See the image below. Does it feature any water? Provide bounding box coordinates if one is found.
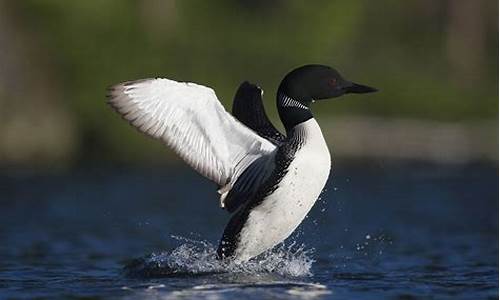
[1,162,498,299]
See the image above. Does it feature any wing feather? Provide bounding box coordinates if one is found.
[107,78,276,191]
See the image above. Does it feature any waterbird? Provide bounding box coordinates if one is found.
[107,64,377,262]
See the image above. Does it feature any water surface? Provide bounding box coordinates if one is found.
[1,162,498,299]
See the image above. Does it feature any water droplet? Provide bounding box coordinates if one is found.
[126,236,314,277]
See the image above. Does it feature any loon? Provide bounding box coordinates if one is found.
[107,64,376,262]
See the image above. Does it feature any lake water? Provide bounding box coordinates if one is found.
[1,162,498,299]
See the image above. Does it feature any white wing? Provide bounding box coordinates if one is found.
[107,78,277,195]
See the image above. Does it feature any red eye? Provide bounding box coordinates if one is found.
[328,78,337,86]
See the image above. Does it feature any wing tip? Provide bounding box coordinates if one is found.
[106,78,155,93]
[238,81,262,93]
[105,85,124,112]
[123,78,154,87]
[105,78,156,106]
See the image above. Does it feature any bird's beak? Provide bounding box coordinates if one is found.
[344,82,378,94]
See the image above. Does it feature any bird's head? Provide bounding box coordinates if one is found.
[278,64,377,105]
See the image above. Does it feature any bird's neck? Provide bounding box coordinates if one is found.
[287,118,326,147]
[277,92,313,134]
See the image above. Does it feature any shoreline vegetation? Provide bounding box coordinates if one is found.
[1,116,496,168]
[0,1,497,169]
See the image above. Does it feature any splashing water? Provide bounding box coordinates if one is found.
[124,236,314,278]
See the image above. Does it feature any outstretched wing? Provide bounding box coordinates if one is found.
[107,78,277,197]
[231,82,286,145]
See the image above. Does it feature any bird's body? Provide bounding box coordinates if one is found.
[107,64,376,262]
[220,118,330,262]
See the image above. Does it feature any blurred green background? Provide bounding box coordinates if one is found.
[0,0,497,168]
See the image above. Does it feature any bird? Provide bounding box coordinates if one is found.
[106,64,377,263]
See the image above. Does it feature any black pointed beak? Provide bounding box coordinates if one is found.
[344,82,378,94]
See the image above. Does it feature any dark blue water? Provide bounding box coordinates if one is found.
[1,162,498,299]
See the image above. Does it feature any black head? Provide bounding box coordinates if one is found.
[277,64,377,131]
[278,64,377,103]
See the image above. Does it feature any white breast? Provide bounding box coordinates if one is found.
[234,118,331,261]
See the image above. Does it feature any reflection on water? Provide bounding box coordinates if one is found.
[0,162,498,299]
[124,282,331,300]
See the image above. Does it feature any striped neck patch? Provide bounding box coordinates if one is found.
[278,93,309,110]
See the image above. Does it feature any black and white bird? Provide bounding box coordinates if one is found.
[107,64,376,262]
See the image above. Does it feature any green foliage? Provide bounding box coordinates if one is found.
[5,0,498,161]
